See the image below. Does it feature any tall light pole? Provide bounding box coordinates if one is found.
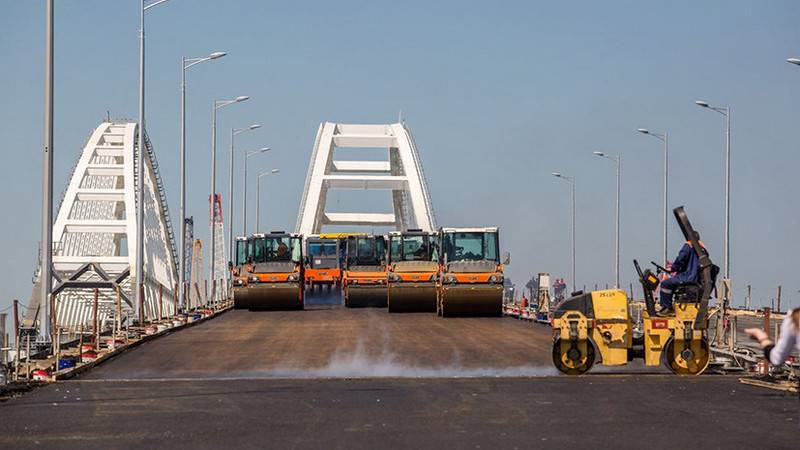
[242,148,271,235]
[179,51,226,311]
[228,124,261,263]
[593,152,621,288]
[637,128,669,266]
[552,172,576,293]
[210,96,249,300]
[41,0,54,341]
[695,100,731,280]
[257,169,281,232]
[136,0,169,324]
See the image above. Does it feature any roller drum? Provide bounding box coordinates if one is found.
[440,284,503,317]
[387,283,437,313]
[245,283,304,311]
[344,286,388,308]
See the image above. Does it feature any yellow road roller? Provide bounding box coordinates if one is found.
[551,206,716,375]
[386,230,440,313]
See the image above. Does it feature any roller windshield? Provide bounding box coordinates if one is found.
[235,239,249,266]
[308,242,338,258]
[347,237,386,266]
[251,236,302,264]
[443,231,499,263]
[389,235,439,263]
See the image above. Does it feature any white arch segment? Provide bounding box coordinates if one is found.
[295,122,436,234]
[27,121,178,330]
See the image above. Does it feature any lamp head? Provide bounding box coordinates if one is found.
[787,58,800,66]
[249,124,262,130]
[695,100,709,108]
[209,52,227,59]
[551,172,561,178]
[235,96,250,103]
[637,128,649,134]
[593,151,605,157]
[271,168,280,174]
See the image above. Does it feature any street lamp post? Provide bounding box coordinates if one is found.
[552,172,576,293]
[178,51,226,311]
[257,169,281,232]
[136,0,169,324]
[637,128,669,266]
[242,148,271,235]
[593,152,621,288]
[695,100,731,280]
[210,96,249,303]
[41,0,54,342]
[228,124,261,264]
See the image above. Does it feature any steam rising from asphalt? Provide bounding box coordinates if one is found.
[269,344,556,378]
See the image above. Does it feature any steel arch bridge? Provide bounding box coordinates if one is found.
[24,121,178,333]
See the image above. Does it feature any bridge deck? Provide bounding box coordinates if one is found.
[0,306,797,449]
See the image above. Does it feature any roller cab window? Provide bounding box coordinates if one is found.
[347,236,386,267]
[443,231,499,263]
[389,234,439,263]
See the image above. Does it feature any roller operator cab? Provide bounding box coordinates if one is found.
[386,230,440,313]
[342,235,388,308]
[231,236,251,299]
[235,232,304,311]
[551,206,716,375]
[438,227,508,317]
[304,236,342,294]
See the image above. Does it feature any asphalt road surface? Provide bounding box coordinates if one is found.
[1,304,797,449]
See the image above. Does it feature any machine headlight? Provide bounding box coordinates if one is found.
[389,273,400,282]
[233,279,244,286]
[287,273,299,282]
[444,274,457,284]
[249,276,260,283]
[489,274,504,284]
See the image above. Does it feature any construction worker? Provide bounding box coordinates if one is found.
[745,308,800,367]
[658,231,707,316]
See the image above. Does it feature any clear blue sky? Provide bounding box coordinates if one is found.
[2,0,800,315]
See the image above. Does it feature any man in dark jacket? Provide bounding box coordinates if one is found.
[658,231,707,316]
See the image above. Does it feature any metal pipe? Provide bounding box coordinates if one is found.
[41,0,54,341]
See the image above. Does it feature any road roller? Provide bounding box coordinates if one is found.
[438,227,508,317]
[386,229,440,313]
[304,235,342,295]
[231,235,252,308]
[342,234,388,308]
[551,206,716,375]
[236,231,305,310]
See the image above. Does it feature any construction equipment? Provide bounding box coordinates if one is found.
[304,236,342,294]
[342,235,388,308]
[230,236,251,303]
[551,206,715,375]
[235,232,304,310]
[438,227,507,317]
[386,230,440,312]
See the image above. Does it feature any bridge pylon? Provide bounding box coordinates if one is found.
[295,122,436,234]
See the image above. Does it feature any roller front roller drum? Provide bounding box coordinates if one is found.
[664,337,710,375]
[243,283,304,311]
[387,283,437,313]
[439,284,503,317]
[552,338,596,375]
[344,286,388,308]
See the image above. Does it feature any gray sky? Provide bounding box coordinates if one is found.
[2,0,800,315]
